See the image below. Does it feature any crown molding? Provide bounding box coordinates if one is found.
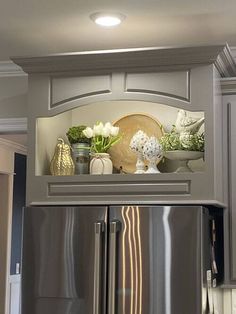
[215,44,236,77]
[0,61,27,77]
[221,45,236,95]
[0,118,27,133]
[11,44,236,77]
[229,47,236,60]
[0,137,27,155]
[221,78,236,95]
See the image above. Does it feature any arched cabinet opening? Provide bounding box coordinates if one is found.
[36,100,205,176]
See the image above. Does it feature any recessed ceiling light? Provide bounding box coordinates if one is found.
[90,12,126,27]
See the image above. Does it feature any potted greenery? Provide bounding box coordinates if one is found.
[160,126,204,172]
[66,125,91,174]
[66,125,91,145]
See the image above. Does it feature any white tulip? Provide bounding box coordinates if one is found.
[93,122,104,136]
[104,122,112,131]
[83,127,93,138]
[110,126,119,137]
[102,126,110,137]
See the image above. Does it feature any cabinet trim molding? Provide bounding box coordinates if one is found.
[0,61,26,77]
[47,180,191,197]
[0,118,27,133]
[11,45,236,77]
[221,78,236,95]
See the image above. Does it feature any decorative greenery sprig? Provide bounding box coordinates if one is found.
[83,122,122,153]
[160,126,204,152]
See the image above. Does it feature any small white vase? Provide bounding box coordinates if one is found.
[90,153,113,175]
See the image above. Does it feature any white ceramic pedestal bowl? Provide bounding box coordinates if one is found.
[164,150,204,173]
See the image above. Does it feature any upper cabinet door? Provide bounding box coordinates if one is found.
[225,97,236,281]
[222,90,236,285]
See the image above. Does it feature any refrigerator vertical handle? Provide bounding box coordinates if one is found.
[108,220,121,314]
[93,221,104,314]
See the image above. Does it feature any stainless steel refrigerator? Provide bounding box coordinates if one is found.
[22,205,218,314]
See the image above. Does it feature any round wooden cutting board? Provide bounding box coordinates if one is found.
[109,113,164,174]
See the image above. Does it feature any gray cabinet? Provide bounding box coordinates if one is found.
[222,86,236,285]
[229,101,236,281]
[12,45,236,206]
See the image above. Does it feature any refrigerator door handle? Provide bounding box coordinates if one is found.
[108,220,121,314]
[93,221,105,314]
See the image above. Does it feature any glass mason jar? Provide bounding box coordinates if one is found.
[72,143,90,174]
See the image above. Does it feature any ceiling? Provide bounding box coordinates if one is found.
[1,0,236,61]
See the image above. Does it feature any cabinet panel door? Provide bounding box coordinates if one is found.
[229,101,236,280]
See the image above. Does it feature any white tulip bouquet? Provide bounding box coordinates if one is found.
[83,122,121,153]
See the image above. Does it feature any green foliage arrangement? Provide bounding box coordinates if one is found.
[66,125,91,145]
[160,126,204,152]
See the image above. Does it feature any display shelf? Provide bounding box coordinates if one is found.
[35,101,205,176]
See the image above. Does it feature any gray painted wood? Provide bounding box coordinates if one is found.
[12,45,236,77]
[50,71,191,109]
[222,94,236,285]
[26,173,226,207]
[222,100,232,286]
[221,78,236,95]
[0,118,27,133]
[212,67,224,202]
[221,80,236,286]
[51,75,112,108]
[125,71,190,102]
[25,65,220,206]
[11,46,232,212]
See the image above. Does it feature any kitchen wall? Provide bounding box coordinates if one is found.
[0,69,27,119]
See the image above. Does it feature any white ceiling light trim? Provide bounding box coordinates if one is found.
[90,12,126,27]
